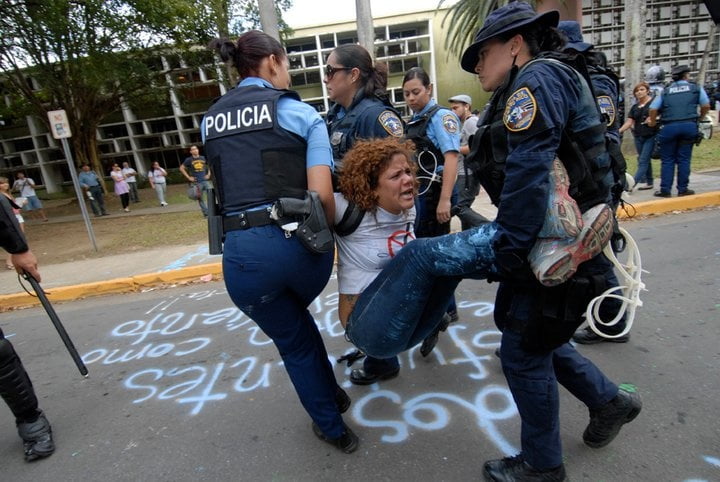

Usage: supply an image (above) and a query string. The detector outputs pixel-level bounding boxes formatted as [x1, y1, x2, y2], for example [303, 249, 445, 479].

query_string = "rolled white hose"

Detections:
[585, 226, 646, 338]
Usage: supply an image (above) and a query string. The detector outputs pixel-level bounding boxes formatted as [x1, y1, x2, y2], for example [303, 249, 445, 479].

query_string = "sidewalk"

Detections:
[2, 170, 719, 310]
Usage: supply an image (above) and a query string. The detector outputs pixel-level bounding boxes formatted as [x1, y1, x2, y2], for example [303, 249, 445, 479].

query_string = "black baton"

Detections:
[23, 272, 89, 378]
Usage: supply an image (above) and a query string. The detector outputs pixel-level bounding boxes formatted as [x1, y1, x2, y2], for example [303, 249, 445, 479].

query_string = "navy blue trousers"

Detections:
[223, 224, 344, 438]
[658, 121, 697, 194]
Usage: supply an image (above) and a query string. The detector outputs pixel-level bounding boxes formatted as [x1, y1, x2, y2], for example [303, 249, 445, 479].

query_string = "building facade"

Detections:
[1, 1, 717, 193]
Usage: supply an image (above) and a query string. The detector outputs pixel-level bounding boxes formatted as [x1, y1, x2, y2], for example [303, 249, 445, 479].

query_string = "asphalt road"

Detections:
[1, 207, 719, 481]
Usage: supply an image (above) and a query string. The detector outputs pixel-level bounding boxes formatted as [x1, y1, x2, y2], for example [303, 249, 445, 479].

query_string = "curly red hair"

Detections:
[337, 138, 418, 212]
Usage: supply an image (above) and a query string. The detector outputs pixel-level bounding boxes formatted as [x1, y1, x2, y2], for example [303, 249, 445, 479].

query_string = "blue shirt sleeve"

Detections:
[427, 108, 461, 154]
[649, 93, 663, 110]
[277, 96, 334, 170]
[699, 87, 710, 106]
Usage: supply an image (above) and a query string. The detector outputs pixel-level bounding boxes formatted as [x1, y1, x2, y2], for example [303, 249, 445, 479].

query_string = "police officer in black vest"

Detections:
[204, 30, 357, 454]
[0, 195, 55, 461]
[648, 64, 710, 197]
[461, 3, 642, 478]
[324, 44, 406, 386]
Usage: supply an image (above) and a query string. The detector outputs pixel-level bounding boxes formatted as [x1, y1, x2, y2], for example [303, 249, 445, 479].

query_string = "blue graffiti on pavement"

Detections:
[81, 288, 517, 453]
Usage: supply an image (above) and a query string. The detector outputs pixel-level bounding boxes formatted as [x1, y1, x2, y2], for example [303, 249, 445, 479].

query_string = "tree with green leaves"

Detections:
[0, 0, 293, 182]
[0, 0, 214, 178]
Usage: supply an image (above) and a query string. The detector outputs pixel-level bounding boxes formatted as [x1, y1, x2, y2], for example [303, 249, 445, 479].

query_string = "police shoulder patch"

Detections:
[596, 95, 616, 127]
[503, 87, 537, 132]
[441, 113, 459, 134]
[378, 111, 404, 137]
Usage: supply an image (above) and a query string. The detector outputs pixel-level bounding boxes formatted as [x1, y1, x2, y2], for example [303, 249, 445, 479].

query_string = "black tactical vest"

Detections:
[466, 58, 612, 212]
[204, 85, 308, 214]
[405, 104, 445, 174]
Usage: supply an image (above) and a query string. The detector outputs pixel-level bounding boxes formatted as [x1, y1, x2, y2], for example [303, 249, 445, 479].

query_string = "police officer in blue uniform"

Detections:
[204, 30, 357, 454]
[648, 64, 710, 197]
[460, 3, 642, 479]
[402, 66, 462, 355]
[325, 44, 404, 174]
[324, 44, 406, 385]
[557, 21, 632, 345]
[0, 195, 55, 461]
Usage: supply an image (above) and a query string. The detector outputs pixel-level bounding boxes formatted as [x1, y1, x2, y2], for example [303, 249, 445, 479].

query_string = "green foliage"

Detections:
[0, 0, 216, 171]
[438, 0, 507, 58]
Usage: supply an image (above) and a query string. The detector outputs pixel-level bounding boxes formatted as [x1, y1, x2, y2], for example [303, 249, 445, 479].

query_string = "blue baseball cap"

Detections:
[558, 21, 593, 52]
[461, 2, 559, 73]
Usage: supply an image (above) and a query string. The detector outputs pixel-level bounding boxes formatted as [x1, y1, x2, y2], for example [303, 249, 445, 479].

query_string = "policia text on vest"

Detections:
[204, 101, 273, 137]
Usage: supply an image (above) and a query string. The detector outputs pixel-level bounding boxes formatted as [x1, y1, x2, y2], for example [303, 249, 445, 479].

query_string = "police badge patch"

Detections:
[379, 111, 404, 137]
[504, 87, 537, 131]
[596, 95, 616, 127]
[441, 113, 459, 134]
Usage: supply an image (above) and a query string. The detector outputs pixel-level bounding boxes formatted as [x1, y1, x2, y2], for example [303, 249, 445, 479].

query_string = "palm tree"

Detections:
[439, 1, 582, 57]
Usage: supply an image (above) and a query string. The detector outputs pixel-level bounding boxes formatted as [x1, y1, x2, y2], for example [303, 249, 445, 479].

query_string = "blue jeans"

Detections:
[415, 178, 461, 314]
[658, 121, 697, 193]
[347, 223, 497, 358]
[197, 180, 211, 216]
[222, 224, 345, 438]
[633, 134, 655, 185]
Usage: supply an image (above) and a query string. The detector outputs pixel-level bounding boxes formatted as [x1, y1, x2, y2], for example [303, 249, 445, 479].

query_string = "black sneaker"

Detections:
[483, 454, 567, 481]
[677, 189, 695, 196]
[17, 412, 55, 461]
[572, 326, 629, 345]
[311, 422, 359, 454]
[583, 385, 642, 448]
[653, 190, 671, 198]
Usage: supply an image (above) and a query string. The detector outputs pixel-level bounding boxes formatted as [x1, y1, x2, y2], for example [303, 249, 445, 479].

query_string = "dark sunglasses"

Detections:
[324, 64, 353, 79]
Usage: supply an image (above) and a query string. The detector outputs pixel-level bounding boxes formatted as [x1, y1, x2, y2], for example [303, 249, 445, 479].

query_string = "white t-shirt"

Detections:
[149, 168, 167, 184]
[334, 193, 416, 294]
[122, 167, 137, 183]
[13, 178, 36, 198]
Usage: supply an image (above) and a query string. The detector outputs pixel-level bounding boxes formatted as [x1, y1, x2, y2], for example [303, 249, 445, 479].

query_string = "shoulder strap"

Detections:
[334, 200, 365, 237]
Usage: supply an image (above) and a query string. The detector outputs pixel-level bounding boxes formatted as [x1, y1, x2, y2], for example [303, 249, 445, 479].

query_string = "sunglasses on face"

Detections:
[324, 64, 353, 79]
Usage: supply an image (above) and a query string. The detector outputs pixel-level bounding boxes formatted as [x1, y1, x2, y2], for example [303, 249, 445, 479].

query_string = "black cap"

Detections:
[671, 64, 690, 77]
[461, 2, 560, 73]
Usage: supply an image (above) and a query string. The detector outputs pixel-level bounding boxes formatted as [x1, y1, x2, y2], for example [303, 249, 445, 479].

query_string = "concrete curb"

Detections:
[617, 191, 720, 218]
[1, 191, 718, 310]
[0, 263, 223, 312]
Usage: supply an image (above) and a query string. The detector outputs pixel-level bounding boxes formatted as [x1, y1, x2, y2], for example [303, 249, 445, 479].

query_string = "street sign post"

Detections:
[47, 109, 98, 251]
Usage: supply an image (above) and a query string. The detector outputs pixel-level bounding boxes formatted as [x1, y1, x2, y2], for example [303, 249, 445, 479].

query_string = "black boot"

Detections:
[0, 337, 55, 461]
[18, 412, 55, 461]
[584, 385, 642, 448]
[572, 326, 629, 344]
[483, 454, 566, 481]
[420, 313, 451, 357]
[311, 422, 359, 454]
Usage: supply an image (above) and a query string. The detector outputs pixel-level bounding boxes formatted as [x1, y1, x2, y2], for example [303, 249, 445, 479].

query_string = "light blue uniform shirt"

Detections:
[412, 99, 461, 154]
[202, 77, 333, 170]
[650, 80, 710, 110]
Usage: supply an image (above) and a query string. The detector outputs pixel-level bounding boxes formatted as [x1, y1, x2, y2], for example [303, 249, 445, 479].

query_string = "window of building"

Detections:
[100, 124, 129, 139]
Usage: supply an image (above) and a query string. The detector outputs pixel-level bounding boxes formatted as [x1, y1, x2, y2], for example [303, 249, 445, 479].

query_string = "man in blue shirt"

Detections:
[648, 65, 710, 197]
[180, 145, 212, 217]
[78, 164, 109, 216]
